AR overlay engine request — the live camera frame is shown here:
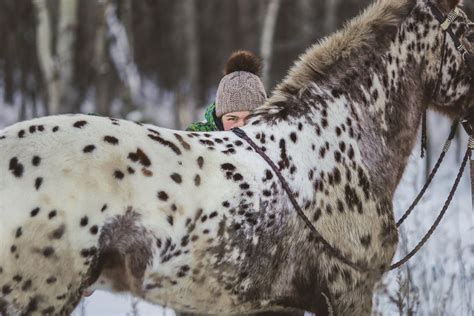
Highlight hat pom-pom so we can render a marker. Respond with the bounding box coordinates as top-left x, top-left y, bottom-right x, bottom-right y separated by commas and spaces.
223, 50, 263, 76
